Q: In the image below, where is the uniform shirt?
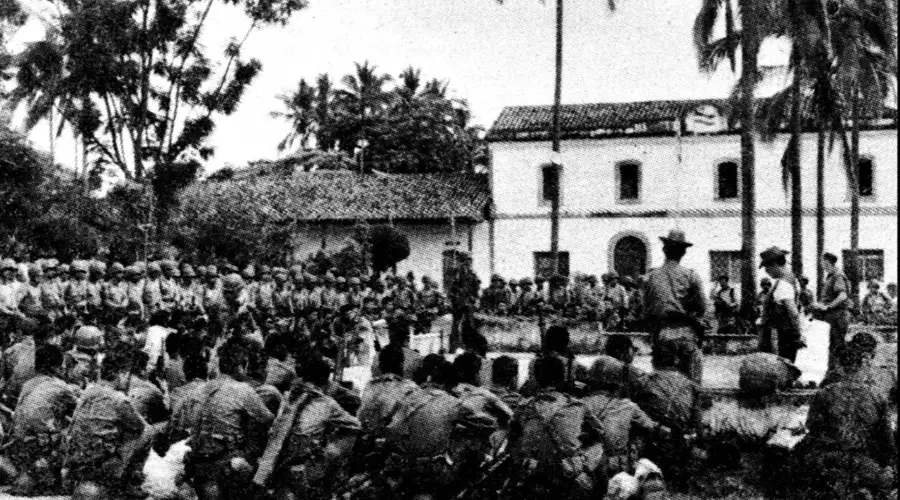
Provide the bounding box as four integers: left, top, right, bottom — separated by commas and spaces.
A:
190, 374, 274, 446
86, 281, 103, 309
128, 376, 168, 424
256, 282, 275, 311
582, 391, 657, 455
126, 281, 146, 316
509, 389, 604, 460
629, 369, 702, 432
64, 279, 91, 310
272, 287, 294, 317
66, 383, 147, 459
18, 283, 43, 317
280, 386, 361, 464
821, 363, 896, 404
761, 276, 799, 331
143, 278, 164, 314
169, 380, 207, 435
821, 271, 850, 311
385, 385, 497, 458
1, 337, 35, 400
0, 281, 21, 315
370, 345, 423, 381
12, 374, 79, 437
39, 280, 65, 312
453, 382, 514, 427
292, 288, 311, 313
102, 281, 129, 311
358, 373, 421, 437
642, 260, 707, 323
489, 386, 525, 413
806, 370, 896, 466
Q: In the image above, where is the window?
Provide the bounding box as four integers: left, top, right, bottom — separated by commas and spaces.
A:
858, 157, 874, 197
709, 250, 743, 282
716, 161, 739, 200
843, 249, 884, 283
617, 162, 641, 202
541, 164, 557, 203
534, 251, 570, 279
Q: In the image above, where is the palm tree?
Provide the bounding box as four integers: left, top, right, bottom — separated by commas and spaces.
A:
314, 73, 336, 151
825, 0, 896, 305
396, 66, 422, 105
695, 0, 773, 317
270, 78, 317, 153
334, 61, 393, 154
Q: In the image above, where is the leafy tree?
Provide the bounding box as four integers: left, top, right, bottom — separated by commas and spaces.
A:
367, 224, 410, 275
8, 0, 307, 224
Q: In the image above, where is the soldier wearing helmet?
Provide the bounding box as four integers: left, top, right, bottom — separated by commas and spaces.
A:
1, 258, 24, 325
142, 262, 165, 318
124, 265, 147, 321
64, 261, 91, 319
157, 260, 179, 313
253, 266, 274, 324
271, 268, 293, 319
102, 263, 129, 325
18, 263, 45, 319
63, 326, 104, 389
86, 261, 107, 317
39, 260, 65, 321
178, 264, 204, 315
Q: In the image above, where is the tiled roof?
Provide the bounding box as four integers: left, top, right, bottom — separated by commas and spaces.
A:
487, 97, 898, 141
182, 171, 491, 222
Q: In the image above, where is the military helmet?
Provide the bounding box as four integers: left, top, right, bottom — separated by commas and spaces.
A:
519, 277, 533, 286
27, 263, 43, 277
72, 260, 90, 274
242, 266, 255, 279
222, 273, 245, 291
89, 260, 108, 274
1, 258, 17, 271
205, 265, 218, 276
75, 326, 104, 350
110, 262, 125, 275
147, 262, 162, 274
290, 265, 304, 278
259, 265, 272, 276
349, 277, 361, 286
182, 264, 197, 278
337, 276, 347, 284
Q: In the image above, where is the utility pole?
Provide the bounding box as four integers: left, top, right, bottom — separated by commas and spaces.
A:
549, 0, 563, 277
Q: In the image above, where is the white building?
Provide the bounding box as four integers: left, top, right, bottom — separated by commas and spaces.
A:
485, 98, 898, 294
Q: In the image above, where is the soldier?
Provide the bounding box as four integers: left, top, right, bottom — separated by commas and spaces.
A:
160, 261, 181, 313
359, 346, 422, 441
516, 278, 540, 316
64, 261, 91, 319
797, 276, 815, 316
102, 263, 129, 325
712, 274, 738, 332
810, 252, 851, 369
757, 247, 803, 363
642, 230, 708, 383
253, 355, 362, 500
124, 265, 147, 321
143, 261, 165, 317
452, 352, 513, 465
255, 266, 275, 323
521, 325, 585, 396
186, 338, 274, 500
583, 356, 668, 475
383, 360, 498, 500
447, 252, 480, 351
790, 343, 897, 499
62, 348, 148, 498
18, 263, 44, 319
157, 353, 209, 455
178, 264, 205, 315
335, 276, 350, 309
507, 279, 521, 315
127, 349, 169, 425
820, 332, 896, 403
86, 261, 106, 319
6, 344, 78, 495
271, 268, 294, 319
63, 326, 104, 389
0, 316, 45, 405
489, 355, 524, 413
506, 356, 606, 500
371, 317, 423, 380
40, 260, 65, 321
548, 274, 570, 314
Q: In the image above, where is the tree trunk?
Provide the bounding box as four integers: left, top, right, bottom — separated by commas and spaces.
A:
816, 126, 826, 299
549, 0, 563, 279
848, 96, 861, 307
738, 2, 760, 318
789, 67, 803, 276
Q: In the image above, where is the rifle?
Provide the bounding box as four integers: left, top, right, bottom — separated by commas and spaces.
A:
454, 452, 512, 500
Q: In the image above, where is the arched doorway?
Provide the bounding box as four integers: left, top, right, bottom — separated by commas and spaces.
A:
613, 235, 648, 278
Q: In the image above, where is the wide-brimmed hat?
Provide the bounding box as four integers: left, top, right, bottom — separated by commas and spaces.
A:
660, 229, 693, 247
759, 246, 789, 268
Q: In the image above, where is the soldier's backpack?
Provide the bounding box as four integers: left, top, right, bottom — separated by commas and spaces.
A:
738, 352, 801, 398
629, 370, 698, 432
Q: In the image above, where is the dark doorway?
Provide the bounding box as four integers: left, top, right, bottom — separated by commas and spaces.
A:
613, 236, 647, 278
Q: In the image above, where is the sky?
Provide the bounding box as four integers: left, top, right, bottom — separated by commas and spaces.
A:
12, 0, 791, 174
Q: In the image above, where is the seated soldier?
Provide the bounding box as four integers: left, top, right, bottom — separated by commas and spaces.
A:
358, 345, 422, 442
507, 356, 607, 500
157, 354, 209, 456
821, 332, 896, 403
452, 353, 514, 467
253, 355, 361, 500
370, 317, 423, 381
583, 356, 669, 476
62, 347, 149, 498
6, 344, 79, 495
521, 325, 588, 396
489, 355, 524, 413
789, 344, 897, 500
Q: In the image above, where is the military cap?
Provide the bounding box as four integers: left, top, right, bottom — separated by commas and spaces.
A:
125, 265, 139, 276
195, 265, 207, 277
759, 246, 789, 268
222, 263, 239, 274
181, 264, 196, 277
273, 267, 288, 276
242, 266, 255, 279
519, 277, 533, 286
89, 260, 107, 273
75, 326, 104, 350
147, 262, 162, 274
349, 277, 361, 286
307, 274, 319, 285
58, 263, 71, 275
42, 259, 59, 271
72, 260, 89, 273
760, 277, 773, 286
110, 262, 125, 275
170, 267, 182, 278
337, 276, 347, 284
160, 259, 178, 272
324, 273, 336, 283
222, 273, 245, 291
1, 258, 17, 271
259, 266, 272, 276
27, 263, 43, 276
290, 265, 304, 278
205, 265, 218, 276
507, 278, 518, 286
134, 262, 147, 274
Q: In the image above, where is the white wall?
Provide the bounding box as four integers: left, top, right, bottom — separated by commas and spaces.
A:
291, 221, 489, 289
488, 128, 899, 294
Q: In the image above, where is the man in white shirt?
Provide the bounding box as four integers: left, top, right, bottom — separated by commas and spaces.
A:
758, 247, 803, 363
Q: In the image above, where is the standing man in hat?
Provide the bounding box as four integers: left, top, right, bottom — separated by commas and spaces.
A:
40, 260, 65, 322
642, 230, 708, 383
810, 252, 851, 371
64, 261, 92, 320
102, 263, 128, 325
758, 246, 803, 363
448, 251, 480, 352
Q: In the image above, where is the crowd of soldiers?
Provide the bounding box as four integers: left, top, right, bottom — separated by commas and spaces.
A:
478, 272, 642, 331
0, 229, 894, 500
